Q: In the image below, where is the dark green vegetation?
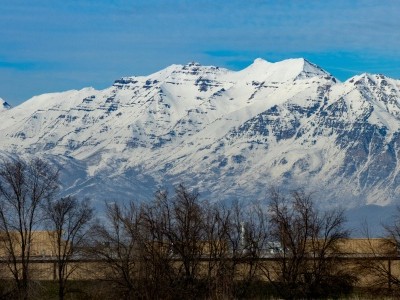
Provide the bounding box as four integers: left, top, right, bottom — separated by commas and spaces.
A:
0, 157, 400, 299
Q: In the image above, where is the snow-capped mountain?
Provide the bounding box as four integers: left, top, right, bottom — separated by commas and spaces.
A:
1, 58, 400, 210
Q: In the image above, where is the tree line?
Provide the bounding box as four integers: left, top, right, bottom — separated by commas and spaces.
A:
0, 157, 398, 299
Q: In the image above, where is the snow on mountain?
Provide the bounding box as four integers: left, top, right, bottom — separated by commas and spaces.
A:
237, 58, 331, 83
0, 58, 399, 210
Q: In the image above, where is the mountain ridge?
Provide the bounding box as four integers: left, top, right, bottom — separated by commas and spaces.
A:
1, 58, 400, 209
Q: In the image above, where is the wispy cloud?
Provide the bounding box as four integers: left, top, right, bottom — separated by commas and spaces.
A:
0, 60, 37, 71
0, 0, 399, 105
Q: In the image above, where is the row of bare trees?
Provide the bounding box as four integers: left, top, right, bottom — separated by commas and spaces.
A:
86, 185, 357, 299
1, 157, 400, 299
0, 158, 93, 300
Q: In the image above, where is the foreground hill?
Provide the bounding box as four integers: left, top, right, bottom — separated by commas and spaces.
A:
1, 58, 400, 210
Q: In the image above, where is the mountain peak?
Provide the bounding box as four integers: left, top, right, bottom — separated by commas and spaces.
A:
239, 57, 333, 83
301, 58, 328, 73
179, 61, 228, 74
346, 72, 396, 87
252, 57, 271, 66
279, 58, 332, 79
184, 61, 201, 67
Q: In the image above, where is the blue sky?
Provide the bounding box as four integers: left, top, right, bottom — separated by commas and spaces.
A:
1, 0, 400, 106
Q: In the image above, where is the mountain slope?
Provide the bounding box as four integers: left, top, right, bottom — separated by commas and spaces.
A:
0, 58, 399, 209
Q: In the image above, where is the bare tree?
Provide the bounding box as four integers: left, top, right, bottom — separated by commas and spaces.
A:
137, 190, 177, 299
139, 186, 237, 299
221, 200, 271, 298
356, 210, 400, 294
240, 202, 270, 294
139, 188, 269, 299
44, 196, 93, 300
265, 188, 353, 299
382, 207, 400, 287
138, 185, 214, 298
88, 201, 141, 300
88, 185, 210, 300
202, 202, 233, 298
158, 184, 207, 296
0, 157, 59, 300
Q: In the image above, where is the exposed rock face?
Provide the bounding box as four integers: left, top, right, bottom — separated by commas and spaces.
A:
0, 98, 11, 111
0, 58, 400, 208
